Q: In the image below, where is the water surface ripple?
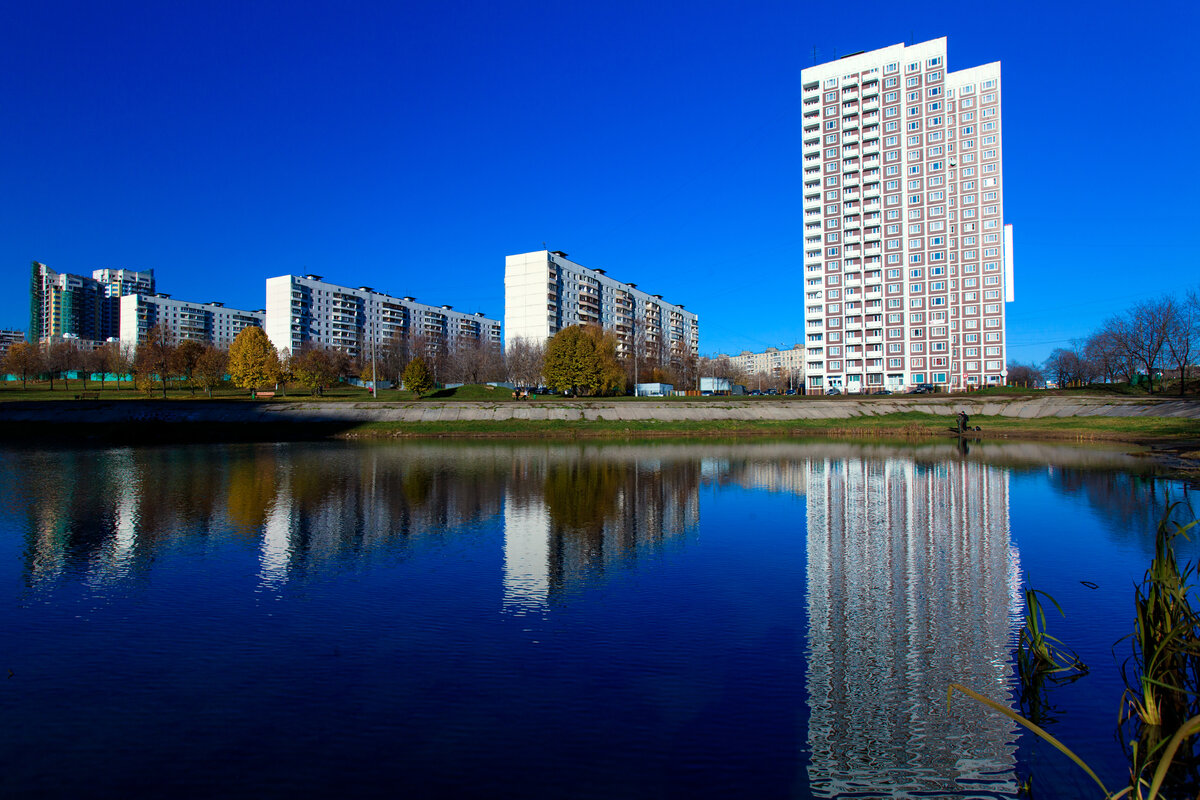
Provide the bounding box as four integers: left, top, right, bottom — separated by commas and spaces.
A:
0, 439, 1192, 798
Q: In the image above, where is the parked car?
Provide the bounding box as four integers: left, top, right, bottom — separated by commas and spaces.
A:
910, 384, 936, 394
826, 388, 841, 396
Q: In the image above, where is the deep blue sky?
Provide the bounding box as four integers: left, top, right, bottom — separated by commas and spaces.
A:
2, 0, 1197, 364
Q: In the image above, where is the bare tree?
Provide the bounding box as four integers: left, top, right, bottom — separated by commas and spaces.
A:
172, 339, 205, 395
1084, 329, 1122, 385
94, 342, 122, 390
1164, 293, 1199, 396
380, 331, 410, 386
505, 336, 544, 388
135, 325, 176, 398
1006, 361, 1043, 388
194, 346, 228, 398
43, 340, 77, 391
1123, 299, 1173, 393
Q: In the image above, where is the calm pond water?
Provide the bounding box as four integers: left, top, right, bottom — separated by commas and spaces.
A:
0, 439, 1196, 799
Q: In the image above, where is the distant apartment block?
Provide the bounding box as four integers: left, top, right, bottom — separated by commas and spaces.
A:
119, 294, 265, 349
504, 250, 699, 363
0, 329, 25, 358
801, 38, 1014, 394
264, 274, 501, 359
30, 262, 155, 345
718, 344, 805, 381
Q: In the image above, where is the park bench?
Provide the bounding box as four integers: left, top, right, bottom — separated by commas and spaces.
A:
253, 391, 276, 400
75, 392, 100, 400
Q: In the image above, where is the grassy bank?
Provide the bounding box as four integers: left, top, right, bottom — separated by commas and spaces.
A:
337, 412, 1200, 445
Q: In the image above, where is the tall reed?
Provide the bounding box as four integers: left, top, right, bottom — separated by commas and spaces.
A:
1120, 507, 1200, 795
952, 504, 1200, 798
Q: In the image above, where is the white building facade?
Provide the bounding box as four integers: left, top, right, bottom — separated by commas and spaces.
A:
504, 250, 699, 363
119, 294, 265, 348
264, 274, 501, 359
801, 38, 1014, 394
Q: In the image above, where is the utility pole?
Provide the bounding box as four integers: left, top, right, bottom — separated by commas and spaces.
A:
371, 318, 378, 398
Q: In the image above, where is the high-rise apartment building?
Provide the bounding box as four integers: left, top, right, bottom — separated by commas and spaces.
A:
30, 262, 155, 345
504, 250, 699, 364
264, 274, 501, 359
119, 294, 265, 349
800, 38, 1014, 394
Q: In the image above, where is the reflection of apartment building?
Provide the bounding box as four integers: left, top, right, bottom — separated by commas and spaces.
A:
504, 250, 699, 363
265, 274, 501, 359
804, 456, 1019, 796
801, 39, 1014, 394
30, 262, 154, 344
119, 294, 264, 348
502, 460, 701, 612
718, 345, 805, 382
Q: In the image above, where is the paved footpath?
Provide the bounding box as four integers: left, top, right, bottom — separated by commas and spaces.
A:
2, 395, 1199, 424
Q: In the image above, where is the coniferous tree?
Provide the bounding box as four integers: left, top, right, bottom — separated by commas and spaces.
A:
403, 356, 434, 397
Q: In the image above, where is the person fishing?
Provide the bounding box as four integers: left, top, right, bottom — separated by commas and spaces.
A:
957, 410, 970, 434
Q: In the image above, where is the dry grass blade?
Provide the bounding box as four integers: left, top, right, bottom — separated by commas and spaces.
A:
947, 683, 1111, 796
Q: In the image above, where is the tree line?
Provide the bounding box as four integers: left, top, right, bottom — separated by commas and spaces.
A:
1009, 288, 1200, 394
0, 325, 502, 397
4, 322, 709, 398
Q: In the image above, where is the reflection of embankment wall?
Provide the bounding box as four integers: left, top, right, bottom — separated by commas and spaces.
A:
805, 457, 1020, 797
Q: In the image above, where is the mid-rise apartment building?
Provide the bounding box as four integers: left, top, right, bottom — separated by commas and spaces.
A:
30, 262, 155, 345
0, 329, 25, 358
800, 38, 1014, 394
718, 344, 805, 383
119, 294, 265, 349
504, 250, 699, 363
264, 274, 501, 359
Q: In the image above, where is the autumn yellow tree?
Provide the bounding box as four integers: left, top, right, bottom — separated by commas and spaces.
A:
228, 326, 281, 396
3, 341, 42, 389
543, 325, 624, 396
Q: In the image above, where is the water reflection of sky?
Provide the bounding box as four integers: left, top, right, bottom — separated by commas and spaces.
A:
0, 440, 1191, 799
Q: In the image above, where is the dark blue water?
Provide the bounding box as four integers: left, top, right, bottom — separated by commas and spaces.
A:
0, 440, 1194, 798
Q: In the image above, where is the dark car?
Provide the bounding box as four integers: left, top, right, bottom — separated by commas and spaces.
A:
826, 387, 841, 396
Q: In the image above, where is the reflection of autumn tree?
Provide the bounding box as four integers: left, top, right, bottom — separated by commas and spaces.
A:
226, 451, 279, 531
543, 461, 625, 533
402, 468, 434, 509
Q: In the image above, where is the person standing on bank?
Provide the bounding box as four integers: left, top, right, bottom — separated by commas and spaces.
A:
957, 410, 969, 434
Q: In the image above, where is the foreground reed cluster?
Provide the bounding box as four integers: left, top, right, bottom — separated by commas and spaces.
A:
951, 504, 1200, 799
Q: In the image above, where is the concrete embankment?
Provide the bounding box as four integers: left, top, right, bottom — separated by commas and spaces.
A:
1, 395, 1198, 427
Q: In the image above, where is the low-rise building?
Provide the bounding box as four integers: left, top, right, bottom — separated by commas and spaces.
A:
0, 329, 25, 358
264, 274, 501, 359
718, 344, 806, 386
119, 294, 265, 349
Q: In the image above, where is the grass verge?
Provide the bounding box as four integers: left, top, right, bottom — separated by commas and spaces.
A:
337, 412, 1200, 444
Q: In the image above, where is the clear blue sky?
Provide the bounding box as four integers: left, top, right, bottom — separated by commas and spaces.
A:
2, 0, 1197, 364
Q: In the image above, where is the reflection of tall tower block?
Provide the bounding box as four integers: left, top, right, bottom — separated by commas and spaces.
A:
805, 458, 1020, 796
503, 490, 551, 614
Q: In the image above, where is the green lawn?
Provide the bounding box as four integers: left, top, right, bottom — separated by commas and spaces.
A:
341, 412, 1200, 444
